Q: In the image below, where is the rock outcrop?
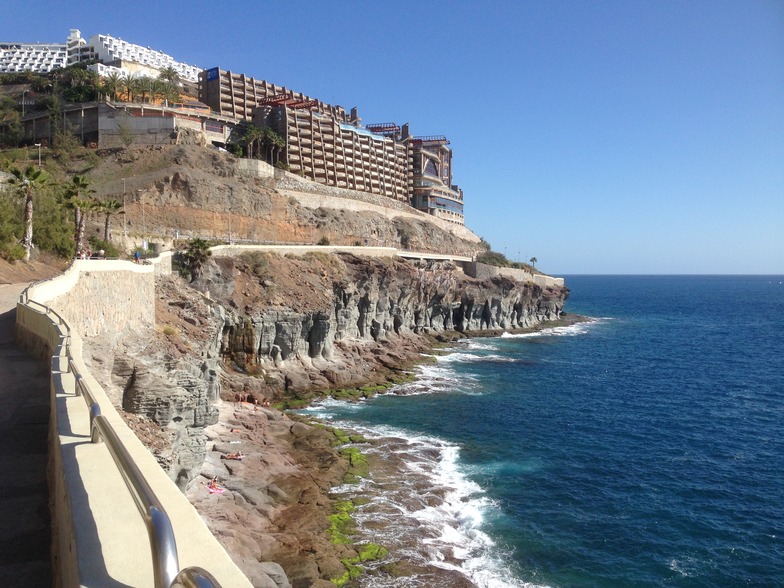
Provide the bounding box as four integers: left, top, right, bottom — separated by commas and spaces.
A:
210, 252, 567, 397
83, 251, 568, 587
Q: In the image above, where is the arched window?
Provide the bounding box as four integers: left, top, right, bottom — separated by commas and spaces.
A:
424, 158, 438, 177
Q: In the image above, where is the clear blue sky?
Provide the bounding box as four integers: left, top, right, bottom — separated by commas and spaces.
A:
4, 0, 783, 274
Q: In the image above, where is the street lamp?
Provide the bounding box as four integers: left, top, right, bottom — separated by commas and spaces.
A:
138, 189, 145, 236
34, 143, 41, 167
123, 180, 127, 238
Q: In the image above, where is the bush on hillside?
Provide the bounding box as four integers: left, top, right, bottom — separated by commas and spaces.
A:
88, 236, 120, 258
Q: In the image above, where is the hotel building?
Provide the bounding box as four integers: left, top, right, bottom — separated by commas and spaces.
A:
199, 68, 463, 223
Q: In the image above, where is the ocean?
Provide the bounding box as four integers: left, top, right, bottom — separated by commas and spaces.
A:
300, 275, 784, 587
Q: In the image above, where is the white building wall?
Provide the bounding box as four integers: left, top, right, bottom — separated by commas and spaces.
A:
0, 42, 67, 73
88, 34, 202, 82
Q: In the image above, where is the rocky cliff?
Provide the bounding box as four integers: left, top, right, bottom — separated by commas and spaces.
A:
79, 251, 568, 586
206, 252, 567, 397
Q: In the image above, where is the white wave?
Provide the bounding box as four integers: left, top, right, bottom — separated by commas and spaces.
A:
501, 320, 599, 339
328, 423, 550, 588
437, 352, 517, 364
465, 340, 501, 352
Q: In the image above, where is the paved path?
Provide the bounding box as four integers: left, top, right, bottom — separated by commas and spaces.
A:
0, 283, 52, 587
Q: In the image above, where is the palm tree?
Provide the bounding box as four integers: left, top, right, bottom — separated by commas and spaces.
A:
137, 76, 154, 104
7, 165, 49, 261
183, 238, 212, 282
262, 127, 285, 165
61, 175, 95, 255
529, 257, 538, 268
101, 72, 123, 102
157, 66, 181, 85
242, 124, 264, 159
161, 81, 181, 106
149, 79, 165, 105
98, 199, 123, 241
121, 73, 138, 102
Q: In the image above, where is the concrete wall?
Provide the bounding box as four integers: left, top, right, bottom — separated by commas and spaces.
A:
212, 243, 398, 259
27, 254, 171, 337
275, 174, 481, 244
235, 158, 276, 180
15, 257, 252, 588
99, 111, 177, 148
463, 261, 565, 288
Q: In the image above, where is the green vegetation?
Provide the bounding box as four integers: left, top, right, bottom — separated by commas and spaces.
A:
182, 237, 212, 282
88, 236, 119, 258
340, 446, 369, 483
6, 165, 49, 261
476, 246, 537, 273
0, 157, 129, 262
240, 250, 270, 280
327, 500, 356, 544
237, 123, 284, 165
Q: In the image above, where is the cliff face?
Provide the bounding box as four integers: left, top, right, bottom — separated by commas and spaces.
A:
210, 252, 567, 394
84, 252, 566, 489
80, 252, 568, 585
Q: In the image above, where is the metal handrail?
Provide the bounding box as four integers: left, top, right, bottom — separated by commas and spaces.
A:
18, 292, 222, 588
91, 414, 180, 587
171, 567, 222, 588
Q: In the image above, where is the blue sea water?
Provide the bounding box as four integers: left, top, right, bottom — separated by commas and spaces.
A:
302, 275, 784, 587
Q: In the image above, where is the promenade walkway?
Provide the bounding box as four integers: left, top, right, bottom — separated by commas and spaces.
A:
0, 283, 51, 587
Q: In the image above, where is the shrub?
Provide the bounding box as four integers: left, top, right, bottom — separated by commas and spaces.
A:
88, 236, 120, 258
476, 250, 511, 267
240, 251, 269, 277
317, 236, 331, 246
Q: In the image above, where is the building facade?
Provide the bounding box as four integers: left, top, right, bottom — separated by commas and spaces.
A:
258, 107, 411, 202
1, 29, 201, 82
409, 136, 464, 225
0, 42, 67, 74
84, 33, 202, 82
198, 67, 346, 121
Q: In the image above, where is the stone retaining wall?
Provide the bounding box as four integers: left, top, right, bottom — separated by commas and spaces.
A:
15, 255, 252, 588
274, 170, 481, 244
463, 262, 565, 287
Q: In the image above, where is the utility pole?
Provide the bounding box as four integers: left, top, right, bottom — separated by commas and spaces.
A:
139, 189, 145, 236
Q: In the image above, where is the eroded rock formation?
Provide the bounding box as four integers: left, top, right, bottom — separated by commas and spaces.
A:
83, 251, 568, 587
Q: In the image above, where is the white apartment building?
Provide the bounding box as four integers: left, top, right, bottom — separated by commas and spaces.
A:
0, 42, 67, 73
86, 33, 202, 82
1, 29, 201, 82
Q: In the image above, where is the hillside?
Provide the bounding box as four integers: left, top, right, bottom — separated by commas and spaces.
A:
80, 143, 482, 257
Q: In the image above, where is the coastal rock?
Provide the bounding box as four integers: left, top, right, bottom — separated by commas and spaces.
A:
83, 252, 567, 587
211, 253, 567, 396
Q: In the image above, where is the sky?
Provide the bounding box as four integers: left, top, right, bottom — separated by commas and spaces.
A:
3, 1, 783, 274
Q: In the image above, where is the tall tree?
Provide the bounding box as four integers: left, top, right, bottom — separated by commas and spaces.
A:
242, 124, 264, 160
97, 198, 123, 241
61, 175, 95, 254
101, 72, 123, 102
262, 127, 285, 165
161, 81, 181, 106
137, 76, 154, 104
121, 73, 138, 102
157, 66, 181, 85
7, 165, 49, 261
529, 257, 538, 268
149, 79, 165, 105
183, 238, 212, 282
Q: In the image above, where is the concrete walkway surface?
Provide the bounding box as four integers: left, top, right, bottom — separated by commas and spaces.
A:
0, 283, 52, 587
